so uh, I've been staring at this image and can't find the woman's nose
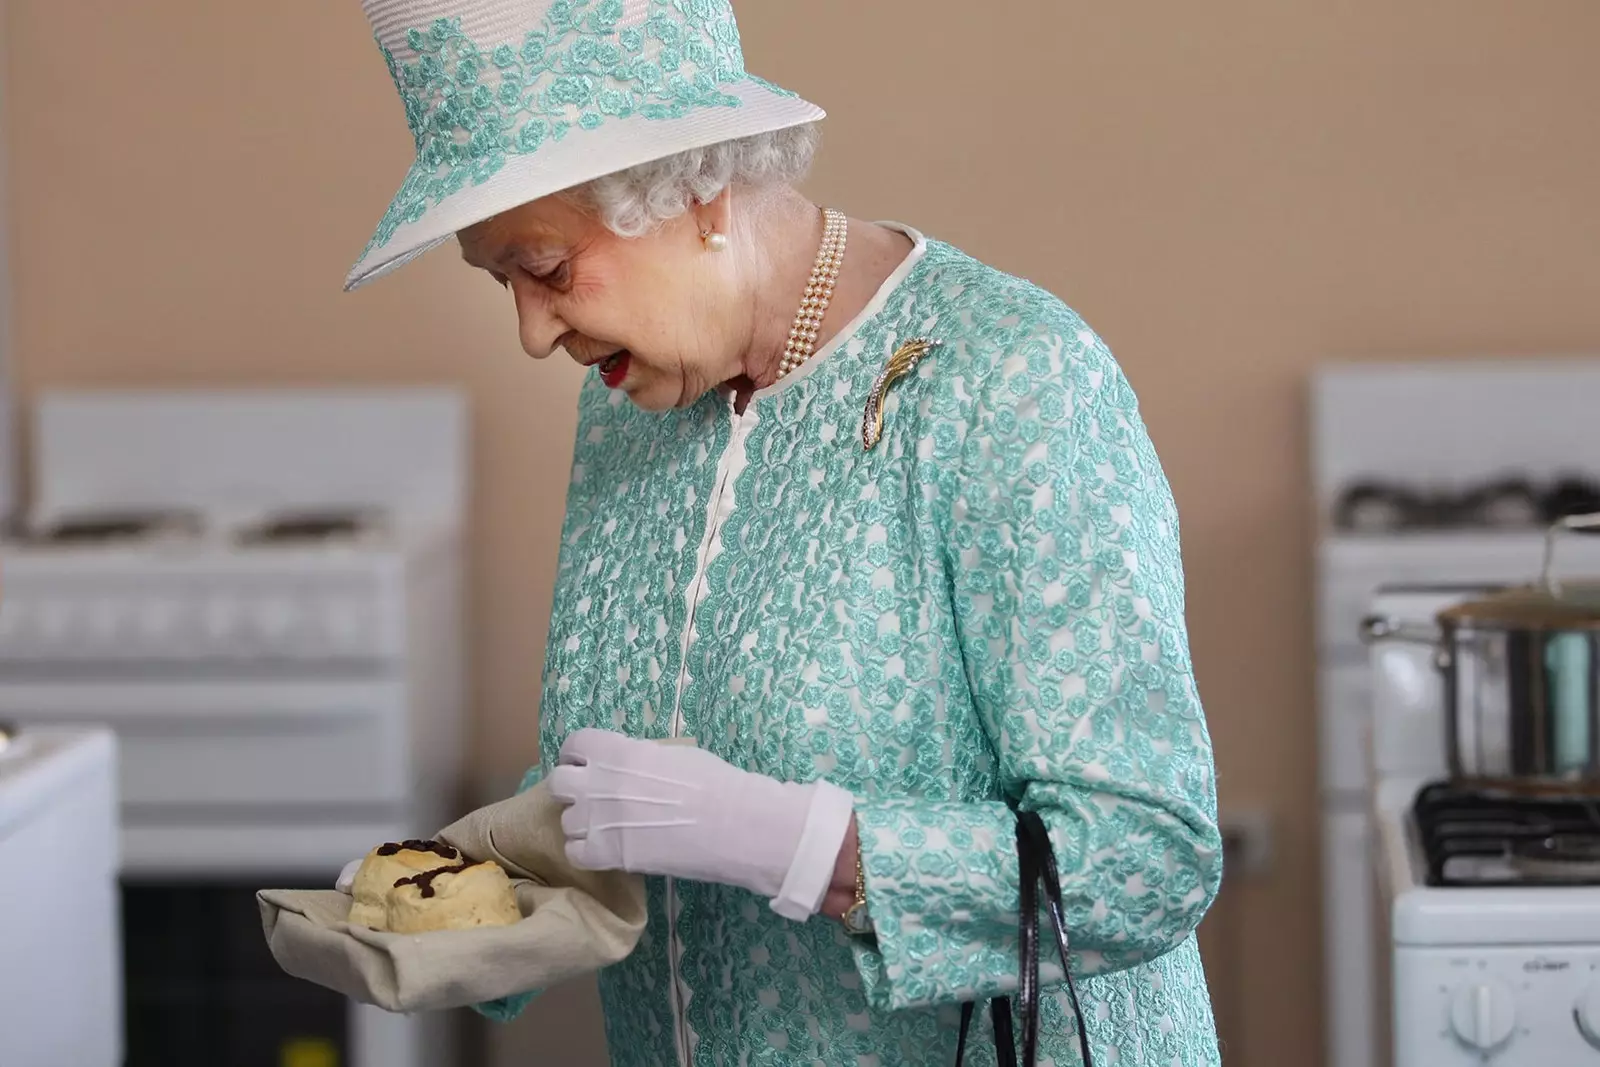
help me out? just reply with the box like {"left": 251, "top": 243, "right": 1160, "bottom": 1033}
{"left": 511, "top": 279, "right": 565, "bottom": 360}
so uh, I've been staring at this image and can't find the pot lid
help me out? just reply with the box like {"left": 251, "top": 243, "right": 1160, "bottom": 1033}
{"left": 1440, "top": 582, "right": 1600, "bottom": 630}
{"left": 1444, "top": 512, "right": 1600, "bottom": 629}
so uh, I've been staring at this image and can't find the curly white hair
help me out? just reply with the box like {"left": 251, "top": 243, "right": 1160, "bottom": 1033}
{"left": 568, "top": 123, "right": 820, "bottom": 238}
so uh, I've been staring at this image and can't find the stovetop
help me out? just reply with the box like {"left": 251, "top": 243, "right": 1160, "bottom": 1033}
{"left": 1333, "top": 474, "right": 1600, "bottom": 534}
{"left": 1376, "top": 777, "right": 1600, "bottom": 947}
{"left": 1414, "top": 780, "right": 1600, "bottom": 888}
{"left": 9, "top": 506, "right": 391, "bottom": 552}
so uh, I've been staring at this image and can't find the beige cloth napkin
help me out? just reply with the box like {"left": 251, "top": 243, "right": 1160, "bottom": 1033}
{"left": 257, "top": 780, "right": 647, "bottom": 1014}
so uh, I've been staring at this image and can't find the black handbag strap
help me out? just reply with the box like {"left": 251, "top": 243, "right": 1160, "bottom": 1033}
{"left": 1017, "top": 813, "right": 1043, "bottom": 1063}
{"left": 956, "top": 996, "right": 1018, "bottom": 1065}
{"left": 993, "top": 997, "right": 1017, "bottom": 1063}
{"left": 956, "top": 1001, "right": 974, "bottom": 1063}
{"left": 1019, "top": 811, "right": 1095, "bottom": 1067}
{"left": 953, "top": 812, "right": 1095, "bottom": 1067}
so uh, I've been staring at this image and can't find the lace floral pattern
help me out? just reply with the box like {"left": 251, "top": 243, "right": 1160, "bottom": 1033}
{"left": 364, "top": 0, "right": 755, "bottom": 256}
{"left": 518, "top": 237, "right": 1222, "bottom": 1065}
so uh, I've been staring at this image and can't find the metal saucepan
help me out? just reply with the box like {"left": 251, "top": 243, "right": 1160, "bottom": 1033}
{"left": 1362, "top": 512, "right": 1600, "bottom": 792}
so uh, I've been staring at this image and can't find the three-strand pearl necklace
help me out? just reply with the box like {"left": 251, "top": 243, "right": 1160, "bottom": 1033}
{"left": 777, "top": 207, "right": 849, "bottom": 380}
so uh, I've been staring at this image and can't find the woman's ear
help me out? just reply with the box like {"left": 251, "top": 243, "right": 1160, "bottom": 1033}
{"left": 691, "top": 189, "right": 735, "bottom": 252}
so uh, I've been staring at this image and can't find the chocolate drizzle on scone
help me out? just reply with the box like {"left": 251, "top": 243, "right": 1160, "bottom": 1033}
{"left": 374, "top": 839, "right": 460, "bottom": 861}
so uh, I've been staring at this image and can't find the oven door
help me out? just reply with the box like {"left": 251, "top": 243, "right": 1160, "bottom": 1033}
{"left": 121, "top": 879, "right": 349, "bottom": 1067}
{"left": 0, "top": 678, "right": 415, "bottom": 874}
{"left": 118, "top": 878, "right": 461, "bottom": 1067}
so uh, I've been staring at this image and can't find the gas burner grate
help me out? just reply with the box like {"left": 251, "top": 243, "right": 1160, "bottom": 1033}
{"left": 1332, "top": 473, "right": 1600, "bottom": 533}
{"left": 235, "top": 510, "right": 378, "bottom": 545}
{"left": 30, "top": 511, "right": 203, "bottom": 545}
{"left": 1414, "top": 781, "right": 1600, "bottom": 887}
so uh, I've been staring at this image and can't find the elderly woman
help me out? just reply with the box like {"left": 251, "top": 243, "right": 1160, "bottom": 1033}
{"left": 344, "top": 2, "right": 1222, "bottom": 1064}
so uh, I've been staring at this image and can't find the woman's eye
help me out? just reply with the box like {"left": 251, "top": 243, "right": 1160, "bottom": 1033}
{"left": 534, "top": 262, "right": 570, "bottom": 288}
{"left": 494, "top": 261, "right": 568, "bottom": 290}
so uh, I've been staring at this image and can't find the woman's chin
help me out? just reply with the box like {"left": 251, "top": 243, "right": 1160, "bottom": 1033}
{"left": 613, "top": 368, "right": 718, "bottom": 412}
{"left": 621, "top": 381, "right": 677, "bottom": 413}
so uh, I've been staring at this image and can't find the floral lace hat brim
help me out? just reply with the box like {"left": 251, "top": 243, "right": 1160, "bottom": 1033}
{"left": 345, "top": 9, "right": 823, "bottom": 290}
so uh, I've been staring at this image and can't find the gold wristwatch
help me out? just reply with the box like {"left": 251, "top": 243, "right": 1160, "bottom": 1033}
{"left": 841, "top": 841, "right": 873, "bottom": 936}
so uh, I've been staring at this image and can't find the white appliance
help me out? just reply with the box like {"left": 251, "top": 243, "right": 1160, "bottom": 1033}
{"left": 0, "top": 727, "right": 121, "bottom": 1067}
{"left": 1370, "top": 585, "right": 1600, "bottom": 1065}
{"left": 0, "top": 388, "right": 469, "bottom": 1067}
{"left": 1312, "top": 359, "right": 1600, "bottom": 1067}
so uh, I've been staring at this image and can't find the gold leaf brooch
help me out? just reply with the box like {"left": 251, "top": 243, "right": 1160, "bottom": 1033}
{"left": 861, "top": 338, "right": 942, "bottom": 451}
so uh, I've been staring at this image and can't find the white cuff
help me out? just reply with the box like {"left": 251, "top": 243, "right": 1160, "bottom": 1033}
{"left": 769, "top": 781, "right": 856, "bottom": 922}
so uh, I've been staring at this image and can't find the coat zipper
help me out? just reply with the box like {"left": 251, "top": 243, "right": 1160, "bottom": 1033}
{"left": 664, "top": 399, "right": 755, "bottom": 1067}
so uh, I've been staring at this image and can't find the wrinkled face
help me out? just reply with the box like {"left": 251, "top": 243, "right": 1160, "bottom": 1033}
{"left": 457, "top": 196, "right": 750, "bottom": 411}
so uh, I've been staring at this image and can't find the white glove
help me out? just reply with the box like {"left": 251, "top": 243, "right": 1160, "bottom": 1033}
{"left": 546, "top": 729, "right": 855, "bottom": 921}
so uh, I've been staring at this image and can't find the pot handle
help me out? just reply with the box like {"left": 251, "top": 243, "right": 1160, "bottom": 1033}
{"left": 1541, "top": 511, "right": 1600, "bottom": 596}
{"left": 1359, "top": 615, "right": 1440, "bottom": 645}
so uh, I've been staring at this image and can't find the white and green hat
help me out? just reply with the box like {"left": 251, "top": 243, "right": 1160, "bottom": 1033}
{"left": 346, "top": 0, "right": 824, "bottom": 290}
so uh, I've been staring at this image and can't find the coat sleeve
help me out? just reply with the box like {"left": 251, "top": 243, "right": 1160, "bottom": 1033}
{"left": 849, "top": 315, "right": 1223, "bottom": 1013}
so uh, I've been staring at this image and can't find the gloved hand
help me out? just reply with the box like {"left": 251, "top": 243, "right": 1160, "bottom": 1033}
{"left": 335, "top": 858, "right": 362, "bottom": 894}
{"left": 546, "top": 729, "right": 856, "bottom": 921}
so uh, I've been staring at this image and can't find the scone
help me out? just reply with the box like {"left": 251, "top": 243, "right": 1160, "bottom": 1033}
{"left": 347, "top": 839, "right": 464, "bottom": 930}
{"left": 386, "top": 860, "right": 523, "bottom": 934}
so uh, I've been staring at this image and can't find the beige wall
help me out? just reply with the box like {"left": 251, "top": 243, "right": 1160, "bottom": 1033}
{"left": 6, "top": 1, "right": 1600, "bottom": 1064}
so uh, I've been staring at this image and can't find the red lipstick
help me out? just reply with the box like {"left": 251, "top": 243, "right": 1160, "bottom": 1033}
{"left": 599, "top": 352, "right": 631, "bottom": 389}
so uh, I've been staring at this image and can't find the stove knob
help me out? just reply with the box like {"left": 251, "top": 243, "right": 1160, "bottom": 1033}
{"left": 320, "top": 600, "right": 369, "bottom": 651}
{"left": 1576, "top": 985, "right": 1600, "bottom": 1049}
{"left": 0, "top": 601, "right": 22, "bottom": 642}
{"left": 1449, "top": 980, "right": 1516, "bottom": 1052}
{"left": 84, "top": 598, "right": 124, "bottom": 642}
{"left": 253, "top": 597, "right": 299, "bottom": 641}
{"left": 37, "top": 601, "right": 75, "bottom": 643}
{"left": 135, "top": 600, "right": 182, "bottom": 641}
{"left": 203, "top": 598, "right": 241, "bottom": 644}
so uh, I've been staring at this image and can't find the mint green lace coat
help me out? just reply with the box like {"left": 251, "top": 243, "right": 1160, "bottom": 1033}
{"left": 504, "top": 232, "right": 1223, "bottom": 1066}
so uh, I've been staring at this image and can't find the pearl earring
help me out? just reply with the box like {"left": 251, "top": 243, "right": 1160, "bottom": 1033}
{"left": 700, "top": 228, "right": 728, "bottom": 252}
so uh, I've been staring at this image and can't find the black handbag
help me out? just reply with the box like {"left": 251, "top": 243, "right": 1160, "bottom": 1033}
{"left": 953, "top": 811, "right": 1095, "bottom": 1067}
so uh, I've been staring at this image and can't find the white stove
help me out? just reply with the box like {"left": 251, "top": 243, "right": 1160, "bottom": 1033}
{"left": 1313, "top": 358, "right": 1600, "bottom": 1067}
{"left": 1376, "top": 775, "right": 1600, "bottom": 1064}
{"left": 1370, "top": 585, "right": 1600, "bottom": 1065}
{"left": 0, "top": 389, "right": 461, "bottom": 678}
{"left": 0, "top": 388, "right": 469, "bottom": 1067}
